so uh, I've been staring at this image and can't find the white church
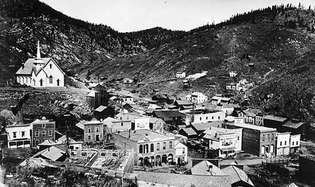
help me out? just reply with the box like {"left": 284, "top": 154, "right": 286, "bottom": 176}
{"left": 16, "top": 41, "right": 65, "bottom": 87}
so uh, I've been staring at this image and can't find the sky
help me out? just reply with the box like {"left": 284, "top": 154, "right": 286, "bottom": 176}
{"left": 41, "top": 0, "right": 315, "bottom": 32}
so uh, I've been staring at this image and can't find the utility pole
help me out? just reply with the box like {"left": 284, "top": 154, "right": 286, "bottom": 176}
{"left": 64, "top": 114, "right": 71, "bottom": 157}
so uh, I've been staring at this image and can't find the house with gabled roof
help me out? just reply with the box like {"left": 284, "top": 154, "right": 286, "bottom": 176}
{"left": 16, "top": 41, "right": 65, "bottom": 87}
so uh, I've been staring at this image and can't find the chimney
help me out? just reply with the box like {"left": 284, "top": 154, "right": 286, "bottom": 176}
{"left": 36, "top": 41, "right": 41, "bottom": 59}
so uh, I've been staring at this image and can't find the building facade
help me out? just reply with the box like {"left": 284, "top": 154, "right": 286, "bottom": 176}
{"left": 6, "top": 124, "right": 31, "bottom": 149}
{"left": 276, "top": 132, "right": 291, "bottom": 156}
{"left": 113, "top": 130, "right": 185, "bottom": 166}
{"left": 185, "top": 92, "right": 208, "bottom": 104}
{"left": 238, "top": 108, "right": 264, "bottom": 126}
{"left": 224, "top": 119, "right": 276, "bottom": 157}
{"left": 203, "top": 127, "right": 242, "bottom": 158}
{"left": 289, "top": 134, "right": 301, "bottom": 154}
{"left": 15, "top": 41, "right": 65, "bottom": 87}
{"left": 185, "top": 110, "right": 225, "bottom": 125}
{"left": 84, "top": 120, "right": 104, "bottom": 143}
{"left": 32, "top": 118, "right": 56, "bottom": 147}
{"left": 122, "top": 96, "right": 134, "bottom": 104}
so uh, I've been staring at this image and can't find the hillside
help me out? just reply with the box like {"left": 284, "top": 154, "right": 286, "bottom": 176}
{"left": 0, "top": 0, "right": 184, "bottom": 83}
{"left": 0, "top": 1, "right": 314, "bottom": 120}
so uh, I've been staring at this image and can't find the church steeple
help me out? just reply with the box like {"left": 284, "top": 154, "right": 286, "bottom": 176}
{"left": 36, "top": 41, "right": 41, "bottom": 59}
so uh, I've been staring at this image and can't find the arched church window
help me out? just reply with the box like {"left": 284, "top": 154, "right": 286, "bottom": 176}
{"left": 49, "top": 75, "right": 53, "bottom": 84}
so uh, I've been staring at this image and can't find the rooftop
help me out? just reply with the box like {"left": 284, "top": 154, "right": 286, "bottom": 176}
{"left": 192, "top": 121, "right": 223, "bottom": 132}
{"left": 16, "top": 58, "right": 51, "bottom": 75}
{"left": 33, "top": 145, "right": 66, "bottom": 161}
{"left": 153, "top": 110, "right": 186, "bottom": 119}
{"left": 263, "top": 115, "right": 288, "bottom": 122}
{"left": 191, "top": 160, "right": 224, "bottom": 176}
{"left": 226, "top": 122, "right": 276, "bottom": 132}
{"left": 180, "top": 127, "right": 197, "bottom": 136}
{"left": 134, "top": 171, "right": 231, "bottom": 187}
{"left": 243, "top": 108, "right": 262, "bottom": 116}
{"left": 175, "top": 100, "right": 193, "bottom": 106}
{"left": 116, "top": 129, "right": 174, "bottom": 142}
{"left": 95, "top": 105, "right": 107, "bottom": 112}
{"left": 84, "top": 119, "right": 103, "bottom": 126}
{"left": 283, "top": 120, "right": 305, "bottom": 129}
{"left": 32, "top": 117, "right": 55, "bottom": 124}
{"left": 221, "top": 166, "right": 254, "bottom": 186}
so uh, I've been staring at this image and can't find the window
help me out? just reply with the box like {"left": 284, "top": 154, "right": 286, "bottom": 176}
{"left": 284, "top": 141, "right": 287, "bottom": 146}
{"left": 296, "top": 141, "right": 298, "bottom": 145}
{"left": 70, "top": 146, "right": 74, "bottom": 149}
{"left": 121, "top": 122, "right": 123, "bottom": 126}
{"left": 218, "top": 116, "right": 220, "bottom": 120}
{"left": 88, "top": 128, "right": 91, "bottom": 133}
{"left": 88, "top": 135, "right": 91, "bottom": 140}
{"left": 262, "top": 135, "right": 265, "bottom": 142}
{"left": 35, "top": 131, "right": 39, "bottom": 137}
{"left": 292, "top": 141, "right": 294, "bottom": 146}
{"left": 40, "top": 79, "right": 43, "bottom": 86}
{"left": 157, "top": 143, "right": 160, "bottom": 151}
{"left": 49, "top": 130, "right": 53, "bottom": 136}
{"left": 280, "top": 141, "right": 282, "bottom": 146}
{"left": 13, "top": 132, "right": 17, "bottom": 138}
{"left": 9, "top": 142, "right": 16, "bottom": 146}
{"left": 145, "top": 144, "right": 149, "bottom": 153}
{"left": 42, "top": 130, "right": 46, "bottom": 137}
{"left": 163, "top": 142, "right": 166, "bottom": 150}
{"left": 150, "top": 143, "right": 154, "bottom": 152}
{"left": 49, "top": 75, "right": 53, "bottom": 84}
{"left": 139, "top": 145, "right": 143, "bottom": 153}
{"left": 81, "top": 152, "right": 87, "bottom": 156}
{"left": 200, "top": 117, "right": 202, "bottom": 121}
{"left": 169, "top": 141, "right": 172, "bottom": 149}
{"left": 50, "top": 64, "right": 52, "bottom": 69}
{"left": 212, "top": 116, "right": 214, "bottom": 120}
{"left": 57, "top": 79, "right": 60, "bottom": 86}
{"left": 21, "top": 131, "right": 25, "bottom": 137}
{"left": 96, "top": 127, "right": 99, "bottom": 132}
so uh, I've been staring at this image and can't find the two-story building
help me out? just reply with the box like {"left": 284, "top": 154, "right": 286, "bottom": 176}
{"left": 185, "top": 110, "right": 226, "bottom": 126}
{"left": 211, "top": 95, "right": 231, "bottom": 105}
{"left": 185, "top": 92, "right": 208, "bottom": 104}
{"left": 224, "top": 118, "right": 277, "bottom": 157}
{"left": 6, "top": 123, "right": 32, "bottom": 149}
{"left": 113, "top": 129, "right": 186, "bottom": 166}
{"left": 290, "top": 134, "right": 301, "bottom": 154}
{"left": 84, "top": 120, "right": 104, "bottom": 143}
{"left": 275, "top": 132, "right": 301, "bottom": 156}
{"left": 31, "top": 117, "right": 56, "bottom": 147}
{"left": 153, "top": 110, "right": 186, "bottom": 126}
{"left": 238, "top": 108, "right": 264, "bottom": 126}
{"left": 122, "top": 95, "right": 134, "bottom": 104}
{"left": 202, "top": 127, "right": 242, "bottom": 158}
{"left": 276, "top": 132, "right": 291, "bottom": 156}
{"left": 176, "top": 72, "right": 186, "bottom": 79}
